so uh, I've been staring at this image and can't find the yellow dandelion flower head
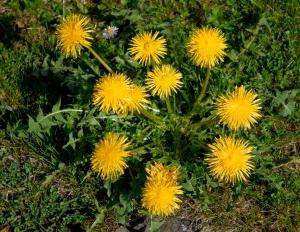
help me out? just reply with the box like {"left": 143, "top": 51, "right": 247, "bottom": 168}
{"left": 91, "top": 133, "right": 131, "bottom": 180}
{"left": 216, "top": 86, "right": 262, "bottom": 130}
{"left": 93, "top": 73, "right": 132, "bottom": 114}
{"left": 187, "top": 27, "right": 227, "bottom": 68}
{"left": 57, "top": 14, "right": 94, "bottom": 58}
{"left": 142, "top": 163, "right": 183, "bottom": 216}
{"left": 129, "top": 31, "right": 167, "bottom": 65}
{"left": 206, "top": 136, "right": 254, "bottom": 184}
{"left": 146, "top": 65, "right": 183, "bottom": 98}
{"left": 124, "top": 85, "right": 149, "bottom": 114}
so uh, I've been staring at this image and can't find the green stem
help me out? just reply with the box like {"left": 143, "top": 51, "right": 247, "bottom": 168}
{"left": 190, "top": 68, "right": 211, "bottom": 114}
{"left": 139, "top": 109, "right": 166, "bottom": 128}
{"left": 165, "top": 97, "right": 172, "bottom": 114}
{"left": 87, "top": 47, "right": 113, "bottom": 73}
{"left": 174, "top": 128, "right": 182, "bottom": 159}
{"left": 38, "top": 109, "right": 84, "bottom": 123}
{"left": 173, "top": 95, "right": 177, "bottom": 112}
{"left": 189, "top": 116, "right": 217, "bottom": 130}
{"left": 130, "top": 144, "right": 147, "bottom": 154}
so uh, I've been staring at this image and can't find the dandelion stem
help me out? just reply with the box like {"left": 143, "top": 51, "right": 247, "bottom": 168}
{"left": 191, "top": 68, "right": 211, "bottom": 114}
{"left": 189, "top": 116, "right": 217, "bottom": 130}
{"left": 87, "top": 47, "right": 113, "bottom": 73}
{"left": 174, "top": 128, "right": 182, "bottom": 158}
{"left": 165, "top": 97, "right": 172, "bottom": 114}
{"left": 139, "top": 109, "right": 166, "bottom": 129}
{"left": 130, "top": 145, "right": 147, "bottom": 154}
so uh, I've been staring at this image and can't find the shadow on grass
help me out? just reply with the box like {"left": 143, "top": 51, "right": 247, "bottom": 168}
{"left": 0, "top": 14, "right": 20, "bottom": 47}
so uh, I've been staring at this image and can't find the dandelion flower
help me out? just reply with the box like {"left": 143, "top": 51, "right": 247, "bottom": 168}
{"left": 129, "top": 32, "right": 167, "bottom": 65}
{"left": 206, "top": 136, "right": 254, "bottom": 184}
{"left": 91, "top": 133, "right": 131, "bottom": 179}
{"left": 103, "top": 26, "right": 118, "bottom": 39}
{"left": 187, "top": 27, "right": 227, "bottom": 68}
{"left": 93, "top": 73, "right": 132, "bottom": 114}
{"left": 146, "top": 65, "right": 182, "bottom": 98}
{"left": 216, "top": 86, "right": 262, "bottom": 130}
{"left": 57, "top": 14, "right": 93, "bottom": 58}
{"left": 142, "top": 163, "right": 183, "bottom": 216}
{"left": 124, "top": 85, "right": 149, "bottom": 114}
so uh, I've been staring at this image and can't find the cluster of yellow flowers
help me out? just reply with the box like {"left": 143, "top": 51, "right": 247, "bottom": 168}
{"left": 56, "top": 14, "right": 262, "bottom": 217}
{"left": 92, "top": 73, "right": 149, "bottom": 114}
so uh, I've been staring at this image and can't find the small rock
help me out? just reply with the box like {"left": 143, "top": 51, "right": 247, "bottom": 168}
{"left": 158, "top": 217, "right": 183, "bottom": 232}
{"left": 133, "top": 221, "right": 147, "bottom": 231}
{"left": 115, "top": 226, "right": 129, "bottom": 232}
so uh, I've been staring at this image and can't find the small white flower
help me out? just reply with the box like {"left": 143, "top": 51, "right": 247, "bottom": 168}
{"left": 102, "top": 26, "right": 118, "bottom": 39}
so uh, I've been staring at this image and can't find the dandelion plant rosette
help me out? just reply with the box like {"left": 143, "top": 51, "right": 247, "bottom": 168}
{"left": 54, "top": 15, "right": 263, "bottom": 220}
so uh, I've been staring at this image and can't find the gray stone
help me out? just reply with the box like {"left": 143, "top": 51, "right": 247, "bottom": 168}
{"left": 158, "top": 217, "right": 186, "bottom": 232}
{"left": 115, "top": 226, "right": 129, "bottom": 232}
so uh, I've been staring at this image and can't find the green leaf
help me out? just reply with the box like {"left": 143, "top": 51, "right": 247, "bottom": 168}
{"left": 51, "top": 99, "right": 61, "bottom": 112}
{"left": 28, "top": 116, "right": 41, "bottom": 133}
{"left": 119, "top": 194, "right": 128, "bottom": 207}
{"left": 150, "top": 220, "right": 164, "bottom": 232}
{"left": 227, "top": 50, "right": 239, "bottom": 62}
{"left": 36, "top": 108, "right": 44, "bottom": 122}
{"left": 182, "top": 180, "right": 195, "bottom": 192}
{"left": 62, "top": 132, "right": 79, "bottom": 150}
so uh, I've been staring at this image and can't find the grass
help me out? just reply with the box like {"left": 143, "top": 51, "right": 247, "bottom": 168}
{"left": 1, "top": 0, "right": 299, "bottom": 231}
